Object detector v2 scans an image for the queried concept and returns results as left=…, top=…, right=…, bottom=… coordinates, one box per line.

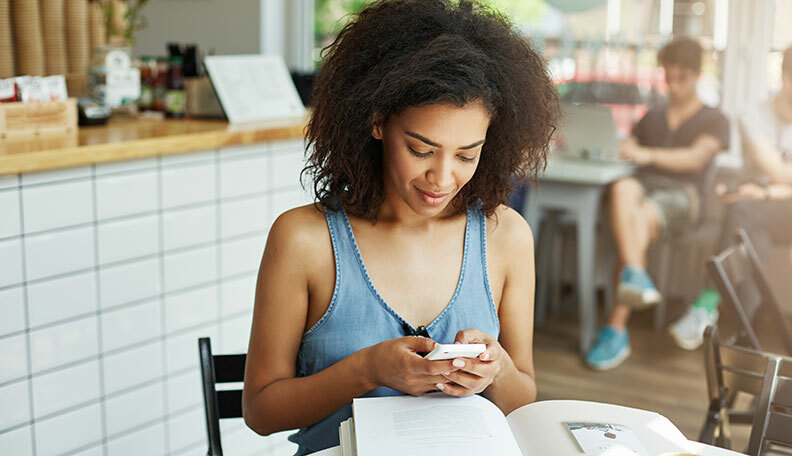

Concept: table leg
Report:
left=576, top=192, right=601, bottom=353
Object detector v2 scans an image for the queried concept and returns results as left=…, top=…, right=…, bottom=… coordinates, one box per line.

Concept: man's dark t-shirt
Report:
left=632, top=105, right=730, bottom=189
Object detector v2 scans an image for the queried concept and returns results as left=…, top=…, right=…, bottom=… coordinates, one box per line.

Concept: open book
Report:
left=337, top=393, right=717, bottom=456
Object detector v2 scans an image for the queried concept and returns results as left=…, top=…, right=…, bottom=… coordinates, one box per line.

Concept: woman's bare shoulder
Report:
left=486, top=205, right=534, bottom=254
left=265, top=203, right=332, bottom=266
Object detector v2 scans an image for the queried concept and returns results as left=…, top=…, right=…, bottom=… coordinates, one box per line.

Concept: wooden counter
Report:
left=0, top=114, right=308, bottom=175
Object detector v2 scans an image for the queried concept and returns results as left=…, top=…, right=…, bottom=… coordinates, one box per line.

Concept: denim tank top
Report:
left=288, top=205, right=500, bottom=455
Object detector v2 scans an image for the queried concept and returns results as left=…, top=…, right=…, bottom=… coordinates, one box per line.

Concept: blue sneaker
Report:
left=585, top=326, right=631, bottom=370
left=616, top=266, right=662, bottom=310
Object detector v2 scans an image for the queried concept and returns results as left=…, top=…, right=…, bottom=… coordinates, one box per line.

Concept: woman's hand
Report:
left=436, top=329, right=509, bottom=397
left=364, top=336, right=459, bottom=396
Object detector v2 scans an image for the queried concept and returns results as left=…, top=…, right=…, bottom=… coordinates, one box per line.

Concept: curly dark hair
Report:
left=303, top=0, right=559, bottom=219
left=657, top=36, right=703, bottom=73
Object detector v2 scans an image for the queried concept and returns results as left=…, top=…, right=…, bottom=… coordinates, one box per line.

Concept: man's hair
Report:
left=657, top=36, right=703, bottom=73
left=783, top=45, right=792, bottom=76
left=304, top=0, right=559, bottom=220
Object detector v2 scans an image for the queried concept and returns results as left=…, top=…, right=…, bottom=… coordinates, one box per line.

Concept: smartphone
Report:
left=424, top=343, right=486, bottom=361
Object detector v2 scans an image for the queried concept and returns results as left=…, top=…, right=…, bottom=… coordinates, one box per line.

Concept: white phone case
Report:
left=424, top=343, right=486, bottom=361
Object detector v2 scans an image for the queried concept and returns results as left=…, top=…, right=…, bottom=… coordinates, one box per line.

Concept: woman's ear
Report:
left=371, top=113, right=384, bottom=140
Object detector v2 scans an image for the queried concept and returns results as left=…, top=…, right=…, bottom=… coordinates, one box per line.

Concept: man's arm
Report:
left=621, top=133, right=722, bottom=173
left=743, top=136, right=792, bottom=185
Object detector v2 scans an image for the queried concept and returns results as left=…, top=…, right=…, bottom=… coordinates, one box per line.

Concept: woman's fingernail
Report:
left=436, top=383, right=445, bottom=390
left=480, top=352, right=489, bottom=360
left=442, top=372, right=450, bottom=376
left=452, top=359, right=465, bottom=368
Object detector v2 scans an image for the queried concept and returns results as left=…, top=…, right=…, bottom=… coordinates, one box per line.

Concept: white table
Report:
left=523, top=157, right=635, bottom=353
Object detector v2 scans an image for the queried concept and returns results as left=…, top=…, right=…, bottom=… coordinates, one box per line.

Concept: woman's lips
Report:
left=416, top=187, right=451, bottom=206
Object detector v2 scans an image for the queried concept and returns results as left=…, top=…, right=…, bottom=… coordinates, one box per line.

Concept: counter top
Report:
left=0, top=114, right=308, bottom=175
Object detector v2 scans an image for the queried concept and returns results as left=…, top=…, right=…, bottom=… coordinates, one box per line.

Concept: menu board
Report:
left=204, top=54, right=306, bottom=124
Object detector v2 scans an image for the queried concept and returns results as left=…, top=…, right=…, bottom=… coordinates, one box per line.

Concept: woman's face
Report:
left=372, top=100, right=491, bottom=217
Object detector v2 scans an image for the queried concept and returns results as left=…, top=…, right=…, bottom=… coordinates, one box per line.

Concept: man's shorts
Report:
left=635, top=171, right=700, bottom=240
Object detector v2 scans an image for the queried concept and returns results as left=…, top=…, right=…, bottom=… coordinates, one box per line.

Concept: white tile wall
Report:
left=0, top=379, right=30, bottom=429
left=0, top=188, right=20, bottom=238
left=162, top=149, right=215, bottom=167
left=166, top=368, right=202, bottom=414
left=220, top=195, right=271, bottom=239
left=27, top=271, right=97, bottom=328
left=221, top=236, right=266, bottom=278
left=0, top=237, right=23, bottom=288
left=1, top=142, right=304, bottom=456
left=98, top=214, right=159, bottom=265
left=163, top=245, right=217, bottom=293
left=166, top=326, right=217, bottom=375
left=96, top=171, right=158, bottom=220
left=168, top=407, right=206, bottom=453
left=0, top=286, right=25, bottom=336
left=106, top=421, right=166, bottom=456
left=99, top=257, right=161, bottom=310
left=21, top=179, right=93, bottom=233
left=0, top=333, right=29, bottom=384
left=161, top=163, right=216, bottom=209
left=165, top=285, right=218, bottom=333
left=95, top=157, right=157, bottom=176
left=34, top=403, right=102, bottom=456
left=24, top=226, right=95, bottom=282
left=221, top=273, right=256, bottom=318
left=21, top=165, right=91, bottom=187
left=29, top=317, right=98, bottom=374
left=102, top=341, right=163, bottom=395
left=104, top=382, right=164, bottom=436
left=101, top=299, right=161, bottom=352
left=163, top=204, right=217, bottom=251
left=219, top=155, right=270, bottom=199
left=0, top=425, right=33, bottom=455
left=270, top=148, right=306, bottom=191
left=31, top=361, right=100, bottom=419
left=271, top=188, right=312, bottom=222
left=220, top=314, right=252, bottom=355
left=0, top=173, right=19, bottom=190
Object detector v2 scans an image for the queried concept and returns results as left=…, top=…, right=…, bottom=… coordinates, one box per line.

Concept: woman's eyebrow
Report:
left=404, top=130, right=485, bottom=150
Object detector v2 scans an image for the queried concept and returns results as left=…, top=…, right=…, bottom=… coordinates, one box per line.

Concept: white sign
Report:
left=204, top=54, right=306, bottom=124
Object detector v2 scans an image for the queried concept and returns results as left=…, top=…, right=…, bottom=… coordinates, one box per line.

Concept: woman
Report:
left=242, top=1, right=558, bottom=454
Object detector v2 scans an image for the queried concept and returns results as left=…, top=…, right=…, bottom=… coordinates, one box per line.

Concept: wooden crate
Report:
left=0, top=97, right=77, bottom=138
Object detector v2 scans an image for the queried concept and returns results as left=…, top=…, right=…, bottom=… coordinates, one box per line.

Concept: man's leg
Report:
left=585, top=177, right=660, bottom=370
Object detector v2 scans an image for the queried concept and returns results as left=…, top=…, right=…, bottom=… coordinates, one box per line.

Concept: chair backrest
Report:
left=703, top=326, right=785, bottom=450
left=747, top=350, right=792, bottom=455
left=199, top=337, right=247, bottom=456
left=706, top=229, right=792, bottom=355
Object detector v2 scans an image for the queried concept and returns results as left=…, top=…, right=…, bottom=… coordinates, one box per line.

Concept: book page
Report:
left=506, top=400, right=700, bottom=456
left=566, top=422, right=649, bottom=456
left=353, top=393, right=522, bottom=456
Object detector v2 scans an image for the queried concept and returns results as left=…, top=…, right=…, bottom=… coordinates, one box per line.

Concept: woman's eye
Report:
left=408, top=147, right=431, bottom=158
left=457, top=155, right=476, bottom=163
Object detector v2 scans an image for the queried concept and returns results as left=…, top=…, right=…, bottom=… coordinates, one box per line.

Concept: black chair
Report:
left=199, top=337, right=247, bottom=456
left=700, top=325, right=779, bottom=450
left=748, top=351, right=792, bottom=455
left=706, top=229, right=792, bottom=355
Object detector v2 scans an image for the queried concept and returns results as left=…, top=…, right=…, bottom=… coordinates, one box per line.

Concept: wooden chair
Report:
left=706, top=229, right=792, bottom=355
left=199, top=337, right=247, bottom=456
left=748, top=353, right=792, bottom=455
left=700, top=325, right=776, bottom=449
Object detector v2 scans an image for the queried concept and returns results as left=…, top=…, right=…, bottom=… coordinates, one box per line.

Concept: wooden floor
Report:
left=532, top=309, right=753, bottom=450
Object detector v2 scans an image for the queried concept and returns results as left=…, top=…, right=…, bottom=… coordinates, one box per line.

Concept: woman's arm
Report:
left=242, top=207, right=458, bottom=435
left=436, top=207, right=537, bottom=415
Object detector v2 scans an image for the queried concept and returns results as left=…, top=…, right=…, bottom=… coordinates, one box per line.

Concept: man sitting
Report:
left=585, top=37, right=730, bottom=370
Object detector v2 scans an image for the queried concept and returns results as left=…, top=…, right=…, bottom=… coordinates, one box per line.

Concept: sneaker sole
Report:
left=669, top=326, right=703, bottom=351
left=586, top=346, right=631, bottom=371
left=617, top=285, right=662, bottom=311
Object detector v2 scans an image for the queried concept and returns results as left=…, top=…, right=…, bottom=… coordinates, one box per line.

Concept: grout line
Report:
left=17, top=175, right=38, bottom=456
left=156, top=155, right=172, bottom=455
left=90, top=164, right=110, bottom=456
